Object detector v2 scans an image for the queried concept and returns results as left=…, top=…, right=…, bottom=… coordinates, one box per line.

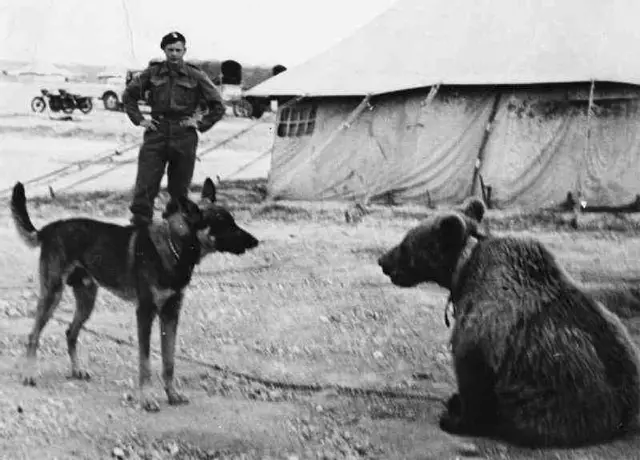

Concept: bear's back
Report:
left=454, top=236, right=572, bottom=315
left=451, top=235, right=640, bottom=447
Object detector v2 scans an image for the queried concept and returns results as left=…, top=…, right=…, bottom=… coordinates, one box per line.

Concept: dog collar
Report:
left=445, top=235, right=479, bottom=328
left=148, top=222, right=182, bottom=272
left=444, top=296, right=454, bottom=328
left=167, top=233, right=181, bottom=261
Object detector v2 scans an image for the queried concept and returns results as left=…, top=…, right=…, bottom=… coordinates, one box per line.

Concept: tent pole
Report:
left=421, top=83, right=441, bottom=108
left=579, top=79, right=596, bottom=202
left=470, top=92, right=501, bottom=199
left=573, top=79, right=596, bottom=227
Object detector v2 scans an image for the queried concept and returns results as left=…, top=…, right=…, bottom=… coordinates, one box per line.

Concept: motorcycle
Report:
left=31, top=88, right=93, bottom=115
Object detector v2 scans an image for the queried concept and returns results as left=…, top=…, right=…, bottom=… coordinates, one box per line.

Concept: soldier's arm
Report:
left=122, top=69, right=151, bottom=126
left=195, top=71, right=226, bottom=133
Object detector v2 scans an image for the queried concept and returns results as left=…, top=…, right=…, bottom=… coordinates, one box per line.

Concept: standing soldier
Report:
left=123, top=31, right=226, bottom=226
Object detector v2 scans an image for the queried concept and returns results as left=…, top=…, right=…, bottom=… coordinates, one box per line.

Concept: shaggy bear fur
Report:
left=378, top=198, right=640, bottom=448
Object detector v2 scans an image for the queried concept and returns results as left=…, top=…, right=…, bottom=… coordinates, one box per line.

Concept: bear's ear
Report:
left=438, top=214, right=467, bottom=250
left=467, top=220, right=489, bottom=241
left=202, top=177, right=217, bottom=203
left=461, top=197, right=486, bottom=223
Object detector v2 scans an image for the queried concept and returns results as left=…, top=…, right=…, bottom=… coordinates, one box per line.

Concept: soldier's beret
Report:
left=160, top=31, right=186, bottom=49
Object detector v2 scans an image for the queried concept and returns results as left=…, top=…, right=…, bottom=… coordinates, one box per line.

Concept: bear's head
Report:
left=378, top=197, right=487, bottom=289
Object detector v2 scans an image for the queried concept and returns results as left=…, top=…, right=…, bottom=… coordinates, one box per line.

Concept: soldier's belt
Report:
left=152, top=112, right=191, bottom=121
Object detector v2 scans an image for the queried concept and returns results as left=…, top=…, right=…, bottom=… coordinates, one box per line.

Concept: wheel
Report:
left=232, top=99, right=252, bottom=118
left=102, top=91, right=119, bottom=111
left=78, top=98, right=93, bottom=114
left=250, top=103, right=265, bottom=119
left=31, top=96, right=46, bottom=113
left=245, top=97, right=267, bottom=119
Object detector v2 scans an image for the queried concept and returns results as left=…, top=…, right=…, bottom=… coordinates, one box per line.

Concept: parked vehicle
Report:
left=99, top=69, right=148, bottom=111
left=31, top=88, right=93, bottom=114
left=215, top=60, right=278, bottom=119
left=97, top=74, right=126, bottom=111
left=96, top=59, right=285, bottom=118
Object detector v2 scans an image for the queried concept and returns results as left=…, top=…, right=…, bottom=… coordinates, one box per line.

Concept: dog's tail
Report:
left=11, top=182, right=40, bottom=248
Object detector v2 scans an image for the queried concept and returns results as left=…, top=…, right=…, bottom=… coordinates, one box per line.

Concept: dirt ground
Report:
left=2, top=82, right=640, bottom=459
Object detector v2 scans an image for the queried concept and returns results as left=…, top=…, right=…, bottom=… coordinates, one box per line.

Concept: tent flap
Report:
left=482, top=91, right=640, bottom=208
left=268, top=89, right=496, bottom=205
left=268, top=87, right=640, bottom=209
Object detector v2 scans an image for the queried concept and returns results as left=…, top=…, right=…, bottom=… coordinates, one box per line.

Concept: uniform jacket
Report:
left=123, top=61, right=225, bottom=133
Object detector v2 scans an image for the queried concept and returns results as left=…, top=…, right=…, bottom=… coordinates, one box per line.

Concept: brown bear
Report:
left=378, top=198, right=640, bottom=448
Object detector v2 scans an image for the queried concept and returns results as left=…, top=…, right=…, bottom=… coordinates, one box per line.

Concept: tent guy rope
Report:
left=2, top=96, right=306, bottom=198
left=282, top=94, right=374, bottom=196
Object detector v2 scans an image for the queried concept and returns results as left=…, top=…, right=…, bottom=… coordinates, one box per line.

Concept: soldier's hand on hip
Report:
left=140, top=119, right=159, bottom=131
left=179, top=117, right=199, bottom=129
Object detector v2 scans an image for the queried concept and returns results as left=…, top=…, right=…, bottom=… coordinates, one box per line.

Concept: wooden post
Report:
left=421, top=83, right=441, bottom=108
left=573, top=79, right=596, bottom=228
left=470, top=92, right=501, bottom=198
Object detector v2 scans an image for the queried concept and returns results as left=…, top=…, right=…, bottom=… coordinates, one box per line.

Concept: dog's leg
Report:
left=136, top=299, right=160, bottom=412
left=23, top=275, right=64, bottom=386
left=159, top=292, right=189, bottom=406
left=66, top=279, right=98, bottom=380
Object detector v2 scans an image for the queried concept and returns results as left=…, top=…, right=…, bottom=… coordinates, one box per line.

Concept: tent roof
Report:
left=247, top=0, right=640, bottom=97
left=9, top=61, right=74, bottom=77
left=97, top=66, right=127, bottom=78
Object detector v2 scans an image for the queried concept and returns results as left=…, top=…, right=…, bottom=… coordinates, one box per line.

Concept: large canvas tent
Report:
left=247, top=0, right=640, bottom=209
left=8, top=61, right=75, bottom=82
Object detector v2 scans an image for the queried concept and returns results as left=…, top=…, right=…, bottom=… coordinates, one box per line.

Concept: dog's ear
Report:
left=202, top=177, right=216, bottom=203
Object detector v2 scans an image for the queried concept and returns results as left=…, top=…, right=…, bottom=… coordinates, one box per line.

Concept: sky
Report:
left=0, top=0, right=399, bottom=69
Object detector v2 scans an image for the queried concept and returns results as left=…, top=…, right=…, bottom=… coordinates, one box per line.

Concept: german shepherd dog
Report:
left=11, top=177, right=259, bottom=411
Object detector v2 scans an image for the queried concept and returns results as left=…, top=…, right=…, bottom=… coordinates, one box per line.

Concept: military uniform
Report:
left=123, top=39, right=225, bottom=225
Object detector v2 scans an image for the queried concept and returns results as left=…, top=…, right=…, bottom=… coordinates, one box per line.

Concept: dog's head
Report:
left=378, top=197, right=487, bottom=289
left=195, top=177, right=259, bottom=257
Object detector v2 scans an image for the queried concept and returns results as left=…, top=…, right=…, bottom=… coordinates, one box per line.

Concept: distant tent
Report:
left=97, top=66, right=126, bottom=79
left=9, top=61, right=74, bottom=81
left=247, top=0, right=640, bottom=209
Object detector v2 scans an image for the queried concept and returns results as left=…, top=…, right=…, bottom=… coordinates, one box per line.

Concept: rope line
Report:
left=0, top=96, right=307, bottom=198
left=0, top=141, right=142, bottom=197
left=223, top=147, right=272, bottom=180
left=196, top=95, right=305, bottom=161
left=54, top=159, right=137, bottom=193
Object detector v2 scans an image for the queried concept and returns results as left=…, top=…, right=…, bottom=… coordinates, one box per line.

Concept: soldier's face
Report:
left=163, top=42, right=186, bottom=62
